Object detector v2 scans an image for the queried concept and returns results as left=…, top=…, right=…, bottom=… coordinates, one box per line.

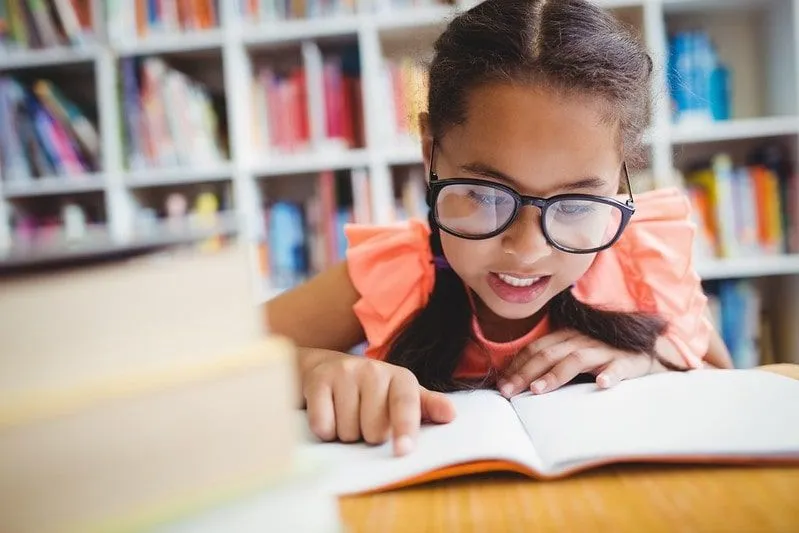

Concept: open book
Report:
left=300, top=369, right=799, bottom=496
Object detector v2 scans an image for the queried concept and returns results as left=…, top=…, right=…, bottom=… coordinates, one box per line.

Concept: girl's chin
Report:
left=474, top=290, right=549, bottom=322
left=487, top=300, right=547, bottom=321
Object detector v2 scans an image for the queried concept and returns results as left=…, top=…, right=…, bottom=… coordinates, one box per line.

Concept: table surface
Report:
left=338, top=364, right=799, bottom=533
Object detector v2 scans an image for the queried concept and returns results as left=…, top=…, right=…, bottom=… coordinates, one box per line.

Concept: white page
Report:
left=510, top=369, right=799, bottom=474
left=301, top=389, right=543, bottom=495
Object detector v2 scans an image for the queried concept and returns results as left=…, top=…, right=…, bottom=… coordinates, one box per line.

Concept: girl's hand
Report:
left=302, top=353, right=456, bottom=456
left=496, top=329, right=664, bottom=398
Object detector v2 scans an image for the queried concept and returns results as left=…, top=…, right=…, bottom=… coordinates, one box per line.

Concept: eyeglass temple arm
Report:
left=429, top=140, right=438, bottom=181
left=623, top=162, right=635, bottom=208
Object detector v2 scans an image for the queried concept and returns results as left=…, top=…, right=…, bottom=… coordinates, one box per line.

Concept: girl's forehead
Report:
left=441, top=84, right=623, bottom=194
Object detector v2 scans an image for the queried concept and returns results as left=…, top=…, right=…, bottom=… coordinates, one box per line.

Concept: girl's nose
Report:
left=499, top=206, right=553, bottom=264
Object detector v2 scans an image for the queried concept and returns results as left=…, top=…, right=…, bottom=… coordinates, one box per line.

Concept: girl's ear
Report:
left=419, top=112, right=434, bottom=180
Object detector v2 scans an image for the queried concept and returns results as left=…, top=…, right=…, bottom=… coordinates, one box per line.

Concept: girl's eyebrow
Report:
left=458, top=162, right=609, bottom=193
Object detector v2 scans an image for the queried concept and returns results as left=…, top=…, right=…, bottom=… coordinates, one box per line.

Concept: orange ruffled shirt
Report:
left=345, top=187, right=712, bottom=379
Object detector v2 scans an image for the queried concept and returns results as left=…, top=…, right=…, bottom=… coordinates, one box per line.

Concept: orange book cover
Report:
left=299, top=369, right=799, bottom=496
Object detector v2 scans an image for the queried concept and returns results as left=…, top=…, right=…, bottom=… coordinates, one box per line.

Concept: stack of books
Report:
left=0, top=240, right=342, bottom=532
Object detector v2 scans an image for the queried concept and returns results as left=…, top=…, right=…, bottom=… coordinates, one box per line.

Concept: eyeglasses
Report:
left=426, top=141, right=636, bottom=254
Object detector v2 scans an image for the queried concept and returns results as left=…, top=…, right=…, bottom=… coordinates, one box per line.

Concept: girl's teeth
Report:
left=497, top=273, right=540, bottom=287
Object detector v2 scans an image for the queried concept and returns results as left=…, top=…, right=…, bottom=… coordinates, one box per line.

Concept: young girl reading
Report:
left=267, top=0, right=734, bottom=457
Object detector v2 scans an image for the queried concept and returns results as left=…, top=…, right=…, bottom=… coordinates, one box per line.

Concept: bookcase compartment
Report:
left=390, top=163, right=427, bottom=222
left=610, top=4, right=646, bottom=43
left=0, top=60, right=102, bottom=185
left=0, top=0, right=96, bottom=54
left=117, top=49, right=229, bottom=174
left=673, top=134, right=797, bottom=261
left=377, top=25, right=436, bottom=155
left=246, top=36, right=365, bottom=170
left=705, top=273, right=799, bottom=367
left=663, top=0, right=797, bottom=128
left=106, top=0, right=221, bottom=47
left=238, top=0, right=357, bottom=24
left=256, top=167, right=370, bottom=290
left=125, top=180, right=235, bottom=241
left=6, top=189, right=108, bottom=252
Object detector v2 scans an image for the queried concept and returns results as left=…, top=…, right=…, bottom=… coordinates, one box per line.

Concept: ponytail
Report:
left=548, top=289, right=684, bottom=370
left=384, top=211, right=474, bottom=392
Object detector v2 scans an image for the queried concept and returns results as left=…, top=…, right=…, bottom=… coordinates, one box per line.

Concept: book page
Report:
left=510, top=369, right=799, bottom=474
left=302, top=389, right=543, bottom=495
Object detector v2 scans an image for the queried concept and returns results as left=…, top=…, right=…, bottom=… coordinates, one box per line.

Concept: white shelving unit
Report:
left=1, top=0, right=799, bottom=359
left=697, top=255, right=799, bottom=280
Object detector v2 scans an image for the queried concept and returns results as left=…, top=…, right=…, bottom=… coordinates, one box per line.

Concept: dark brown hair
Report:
left=386, top=0, right=675, bottom=392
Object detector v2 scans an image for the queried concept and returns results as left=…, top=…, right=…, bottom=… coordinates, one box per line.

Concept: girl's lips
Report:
left=487, top=272, right=552, bottom=304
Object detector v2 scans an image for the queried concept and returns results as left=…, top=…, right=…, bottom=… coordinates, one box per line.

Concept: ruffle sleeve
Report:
left=345, top=219, right=435, bottom=360
left=572, top=187, right=712, bottom=369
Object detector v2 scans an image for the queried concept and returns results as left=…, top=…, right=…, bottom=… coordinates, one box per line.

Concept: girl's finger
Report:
left=596, top=353, right=652, bottom=389
left=359, top=371, right=391, bottom=445
left=305, top=382, right=336, bottom=441
left=502, top=335, right=594, bottom=396
left=502, top=329, right=581, bottom=380
left=387, top=372, right=422, bottom=457
left=531, top=347, right=612, bottom=394
left=520, top=329, right=581, bottom=364
left=332, top=379, right=361, bottom=443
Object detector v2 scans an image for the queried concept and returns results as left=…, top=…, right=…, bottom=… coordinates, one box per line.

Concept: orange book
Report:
left=752, top=166, right=784, bottom=254
left=302, top=370, right=799, bottom=496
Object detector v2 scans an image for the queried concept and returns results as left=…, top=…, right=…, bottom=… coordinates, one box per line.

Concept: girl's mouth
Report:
left=487, top=272, right=552, bottom=304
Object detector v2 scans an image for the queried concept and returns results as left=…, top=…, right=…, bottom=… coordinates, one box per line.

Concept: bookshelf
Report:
left=1, top=0, right=798, bottom=366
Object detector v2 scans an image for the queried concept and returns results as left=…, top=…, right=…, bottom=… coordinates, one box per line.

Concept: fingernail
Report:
left=500, top=383, right=514, bottom=398
left=597, top=373, right=615, bottom=388
left=394, top=435, right=414, bottom=456
left=532, top=379, right=546, bottom=394
left=596, top=374, right=616, bottom=389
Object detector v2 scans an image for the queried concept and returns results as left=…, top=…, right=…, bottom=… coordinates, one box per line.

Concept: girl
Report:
left=267, top=0, right=733, bottom=457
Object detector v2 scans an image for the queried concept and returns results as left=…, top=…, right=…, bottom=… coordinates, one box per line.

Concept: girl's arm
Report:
left=265, top=261, right=366, bottom=353
left=264, top=262, right=456, bottom=456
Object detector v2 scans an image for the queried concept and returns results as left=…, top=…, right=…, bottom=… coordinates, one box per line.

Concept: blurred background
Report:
left=1, top=0, right=798, bottom=368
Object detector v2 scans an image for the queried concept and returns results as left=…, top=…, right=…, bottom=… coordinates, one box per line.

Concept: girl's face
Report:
left=423, top=83, right=624, bottom=323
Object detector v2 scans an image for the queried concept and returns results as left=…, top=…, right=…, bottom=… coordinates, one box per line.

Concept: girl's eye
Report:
left=467, top=190, right=510, bottom=206
left=554, top=201, right=596, bottom=218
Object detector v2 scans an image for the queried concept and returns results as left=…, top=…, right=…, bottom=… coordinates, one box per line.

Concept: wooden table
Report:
left=338, top=365, right=799, bottom=533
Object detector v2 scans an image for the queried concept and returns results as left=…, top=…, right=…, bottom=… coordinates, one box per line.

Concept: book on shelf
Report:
left=0, top=0, right=94, bottom=52
left=302, top=369, right=799, bottom=496
left=120, top=56, right=227, bottom=171
left=106, top=0, right=219, bottom=44
left=0, top=76, right=100, bottom=182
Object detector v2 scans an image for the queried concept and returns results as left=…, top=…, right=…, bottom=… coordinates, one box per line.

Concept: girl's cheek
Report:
left=556, top=253, right=597, bottom=286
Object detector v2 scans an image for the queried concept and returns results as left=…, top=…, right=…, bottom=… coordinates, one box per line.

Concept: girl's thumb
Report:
left=419, top=388, right=457, bottom=424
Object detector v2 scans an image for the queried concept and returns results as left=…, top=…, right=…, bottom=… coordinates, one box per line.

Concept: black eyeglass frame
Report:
left=426, top=141, right=637, bottom=254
